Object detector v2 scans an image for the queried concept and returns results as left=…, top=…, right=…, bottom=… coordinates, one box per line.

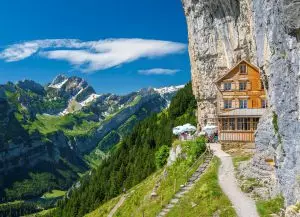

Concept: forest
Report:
left=50, top=82, right=197, bottom=217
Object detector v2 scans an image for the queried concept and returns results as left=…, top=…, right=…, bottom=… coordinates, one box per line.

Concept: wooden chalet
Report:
left=215, top=60, right=267, bottom=143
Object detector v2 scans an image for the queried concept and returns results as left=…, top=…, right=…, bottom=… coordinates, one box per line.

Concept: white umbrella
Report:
left=182, top=123, right=197, bottom=132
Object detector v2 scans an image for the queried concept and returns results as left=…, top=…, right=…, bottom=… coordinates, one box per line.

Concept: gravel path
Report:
left=209, top=143, right=259, bottom=217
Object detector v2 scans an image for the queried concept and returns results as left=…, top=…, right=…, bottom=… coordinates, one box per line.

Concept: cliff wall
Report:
left=182, top=0, right=300, bottom=205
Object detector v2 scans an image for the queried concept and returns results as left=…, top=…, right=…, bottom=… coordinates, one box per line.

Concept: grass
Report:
left=256, top=196, right=284, bottom=217
left=84, top=148, right=106, bottom=169
left=167, top=158, right=236, bottom=217
left=23, top=208, right=56, bottom=217
left=84, top=196, right=121, bottom=217
left=114, top=140, right=207, bottom=216
left=232, top=155, right=252, bottom=169
left=113, top=170, right=161, bottom=217
left=41, top=190, right=66, bottom=199
left=26, top=113, right=99, bottom=136
left=241, top=178, right=262, bottom=193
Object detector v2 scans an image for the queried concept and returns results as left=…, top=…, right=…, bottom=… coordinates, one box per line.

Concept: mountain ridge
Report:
left=0, top=74, right=183, bottom=208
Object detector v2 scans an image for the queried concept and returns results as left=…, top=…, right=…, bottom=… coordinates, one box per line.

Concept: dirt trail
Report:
left=108, top=194, right=127, bottom=217
left=209, top=143, right=259, bottom=217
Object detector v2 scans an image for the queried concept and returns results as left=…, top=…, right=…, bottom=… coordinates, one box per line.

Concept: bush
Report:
left=155, top=145, right=170, bottom=168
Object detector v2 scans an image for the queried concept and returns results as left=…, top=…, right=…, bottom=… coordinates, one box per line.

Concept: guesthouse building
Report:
left=215, top=60, right=267, bottom=144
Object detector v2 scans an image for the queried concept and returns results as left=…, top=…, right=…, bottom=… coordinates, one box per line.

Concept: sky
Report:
left=0, top=0, right=190, bottom=94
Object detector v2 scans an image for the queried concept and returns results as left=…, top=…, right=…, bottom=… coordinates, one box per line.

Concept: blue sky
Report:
left=0, top=0, right=190, bottom=94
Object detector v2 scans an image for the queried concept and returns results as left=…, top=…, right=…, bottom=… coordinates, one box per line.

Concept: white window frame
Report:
left=224, top=100, right=232, bottom=109
left=239, top=99, right=248, bottom=109
left=223, top=82, right=231, bottom=91
left=240, top=64, right=247, bottom=74
left=239, top=82, right=247, bottom=91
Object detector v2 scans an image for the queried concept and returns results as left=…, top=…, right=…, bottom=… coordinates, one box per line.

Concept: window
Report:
left=239, top=99, right=248, bottom=109
left=224, top=82, right=231, bottom=91
left=240, top=64, right=247, bottom=74
left=224, top=100, right=232, bottom=109
left=222, top=119, right=229, bottom=131
left=229, top=118, right=235, bottom=130
left=261, top=99, right=267, bottom=108
left=221, top=118, right=235, bottom=131
left=239, top=82, right=247, bottom=90
left=237, top=118, right=251, bottom=131
left=252, top=118, right=259, bottom=130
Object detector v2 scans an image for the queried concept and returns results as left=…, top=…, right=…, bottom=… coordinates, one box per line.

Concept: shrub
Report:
left=155, top=145, right=170, bottom=168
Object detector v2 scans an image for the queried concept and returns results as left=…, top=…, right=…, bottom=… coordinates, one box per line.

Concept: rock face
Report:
left=182, top=0, right=256, bottom=128
left=182, top=0, right=300, bottom=206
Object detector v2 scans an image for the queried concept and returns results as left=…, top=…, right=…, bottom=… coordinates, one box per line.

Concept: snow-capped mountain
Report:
left=154, top=85, right=185, bottom=95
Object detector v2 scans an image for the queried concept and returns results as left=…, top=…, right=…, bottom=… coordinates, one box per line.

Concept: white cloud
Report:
left=138, top=68, right=180, bottom=75
left=0, top=38, right=186, bottom=72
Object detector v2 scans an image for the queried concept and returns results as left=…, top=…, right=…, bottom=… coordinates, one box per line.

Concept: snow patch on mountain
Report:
left=154, top=85, right=184, bottom=95
left=48, top=78, right=68, bottom=89
left=79, top=94, right=100, bottom=107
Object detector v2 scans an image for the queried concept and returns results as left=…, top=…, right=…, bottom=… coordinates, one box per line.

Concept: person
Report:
left=213, top=132, right=218, bottom=142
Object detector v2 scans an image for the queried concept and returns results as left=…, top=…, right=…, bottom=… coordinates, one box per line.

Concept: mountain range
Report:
left=0, top=75, right=183, bottom=203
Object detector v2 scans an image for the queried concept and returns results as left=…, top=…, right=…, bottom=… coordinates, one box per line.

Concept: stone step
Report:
left=174, top=191, right=186, bottom=198
left=166, top=204, right=174, bottom=209
left=156, top=157, right=212, bottom=217
left=170, top=198, right=179, bottom=204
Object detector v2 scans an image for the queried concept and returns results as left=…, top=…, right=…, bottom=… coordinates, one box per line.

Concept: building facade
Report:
left=215, top=60, right=267, bottom=143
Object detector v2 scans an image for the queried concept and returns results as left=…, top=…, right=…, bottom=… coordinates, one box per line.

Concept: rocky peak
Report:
left=50, top=74, right=68, bottom=87
left=48, top=75, right=96, bottom=103
left=16, top=79, right=45, bottom=95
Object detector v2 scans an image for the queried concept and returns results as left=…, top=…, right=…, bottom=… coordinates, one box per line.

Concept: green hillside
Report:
left=50, top=82, right=197, bottom=217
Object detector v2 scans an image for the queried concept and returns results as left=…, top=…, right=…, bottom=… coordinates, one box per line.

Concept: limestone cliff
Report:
left=182, top=0, right=300, bottom=206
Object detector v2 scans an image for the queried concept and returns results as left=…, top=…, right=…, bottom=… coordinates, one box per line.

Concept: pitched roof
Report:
left=215, top=60, right=260, bottom=84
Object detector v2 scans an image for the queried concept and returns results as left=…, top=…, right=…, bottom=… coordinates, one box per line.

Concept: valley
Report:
left=0, top=75, right=183, bottom=216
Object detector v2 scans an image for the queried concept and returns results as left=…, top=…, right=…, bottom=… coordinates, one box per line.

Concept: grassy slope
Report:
left=167, top=158, right=236, bottom=217
left=42, top=190, right=66, bottom=199
left=85, top=142, right=235, bottom=217
left=256, top=196, right=284, bottom=217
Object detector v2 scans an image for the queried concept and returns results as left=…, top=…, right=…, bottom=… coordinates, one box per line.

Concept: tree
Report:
left=155, top=145, right=170, bottom=168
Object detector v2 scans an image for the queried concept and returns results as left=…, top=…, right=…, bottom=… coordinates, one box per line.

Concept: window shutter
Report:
left=231, top=82, right=235, bottom=90
left=232, top=98, right=236, bottom=108
left=247, top=81, right=251, bottom=90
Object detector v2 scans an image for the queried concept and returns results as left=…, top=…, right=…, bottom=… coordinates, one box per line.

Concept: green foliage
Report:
left=272, top=111, right=282, bottom=144
left=272, top=112, right=279, bottom=134
left=167, top=158, right=237, bottom=217
left=256, top=196, right=284, bottom=217
left=5, top=173, right=57, bottom=201
left=0, top=201, right=41, bottom=217
left=25, top=112, right=99, bottom=137
left=232, top=155, right=252, bottom=169
left=97, top=131, right=120, bottom=151
left=155, top=145, right=170, bottom=168
left=42, top=190, right=66, bottom=199
left=169, top=82, right=197, bottom=126
left=1, top=159, right=83, bottom=202
left=53, top=82, right=197, bottom=217
left=110, top=139, right=206, bottom=217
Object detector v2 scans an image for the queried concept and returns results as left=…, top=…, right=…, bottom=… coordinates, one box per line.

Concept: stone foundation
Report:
left=221, top=142, right=256, bottom=151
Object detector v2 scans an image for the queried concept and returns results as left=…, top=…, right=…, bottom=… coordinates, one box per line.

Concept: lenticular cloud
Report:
left=0, top=38, right=186, bottom=72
